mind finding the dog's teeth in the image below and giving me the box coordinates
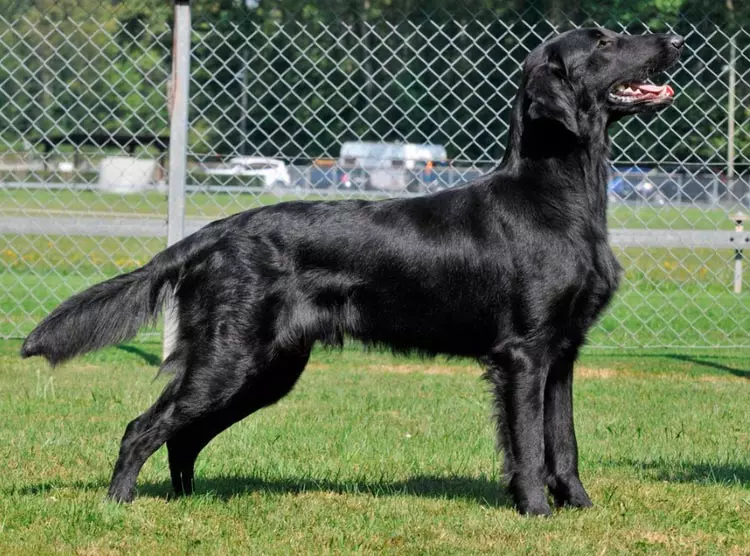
[609,91,638,104]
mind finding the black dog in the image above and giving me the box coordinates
[21,28,683,516]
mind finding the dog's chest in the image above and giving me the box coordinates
[569,241,622,325]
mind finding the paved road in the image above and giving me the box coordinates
[1,215,747,248]
[0,215,212,238]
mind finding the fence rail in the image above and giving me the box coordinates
[1,2,748,348]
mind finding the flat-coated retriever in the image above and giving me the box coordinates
[21,28,683,516]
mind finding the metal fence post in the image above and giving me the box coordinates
[726,1,737,205]
[163,0,191,360]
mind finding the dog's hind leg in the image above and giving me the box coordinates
[108,347,310,503]
[166,348,311,498]
[107,377,186,503]
[543,345,593,509]
[167,421,219,497]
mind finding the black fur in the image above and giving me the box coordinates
[21,29,682,516]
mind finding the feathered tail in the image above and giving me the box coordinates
[20,264,172,365]
[20,221,226,366]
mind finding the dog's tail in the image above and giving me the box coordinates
[20,223,226,366]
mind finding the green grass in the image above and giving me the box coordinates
[0,341,747,554]
[608,204,739,231]
[0,186,742,228]
[0,186,308,219]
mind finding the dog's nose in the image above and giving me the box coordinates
[669,35,685,49]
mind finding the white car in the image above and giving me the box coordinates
[205,156,290,188]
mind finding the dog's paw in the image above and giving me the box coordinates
[106,487,135,504]
[517,497,553,517]
[550,479,593,509]
[513,488,553,516]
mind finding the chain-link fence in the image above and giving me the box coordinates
[1,2,748,348]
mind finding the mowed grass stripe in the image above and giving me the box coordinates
[0,186,739,229]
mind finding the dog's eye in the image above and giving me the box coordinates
[597,38,613,49]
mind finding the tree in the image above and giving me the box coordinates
[0,0,746,169]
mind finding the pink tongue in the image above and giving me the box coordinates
[635,83,674,96]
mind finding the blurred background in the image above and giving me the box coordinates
[0,0,748,348]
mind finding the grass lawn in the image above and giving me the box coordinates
[0,187,297,220]
[0,341,747,554]
[0,186,742,229]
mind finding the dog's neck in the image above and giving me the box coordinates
[498,98,611,228]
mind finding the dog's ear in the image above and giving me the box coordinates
[525,51,579,137]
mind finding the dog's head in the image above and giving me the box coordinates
[522,28,684,137]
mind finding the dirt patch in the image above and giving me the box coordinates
[305,362,328,372]
[576,366,746,383]
[694,374,746,383]
[306,361,476,375]
[308,359,746,384]
[363,363,475,375]
[641,531,670,545]
[575,367,621,379]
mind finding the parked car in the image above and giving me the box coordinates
[608,165,667,205]
[338,141,448,192]
[304,165,346,189]
[339,141,447,171]
[204,156,290,188]
[339,167,371,190]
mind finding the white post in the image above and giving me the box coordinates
[163,0,191,360]
[733,214,746,294]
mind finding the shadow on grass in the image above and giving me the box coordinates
[13,474,511,508]
[116,344,161,367]
[604,458,750,486]
[144,474,512,507]
[15,460,748,503]
[663,354,749,379]
[593,352,750,380]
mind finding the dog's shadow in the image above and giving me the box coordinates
[148,474,513,506]
[15,474,512,507]
[15,460,749,503]
[663,354,750,380]
[601,459,750,487]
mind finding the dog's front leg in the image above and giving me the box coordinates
[543,345,593,509]
[487,344,551,516]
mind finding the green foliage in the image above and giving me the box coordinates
[0,1,169,144]
[0,0,747,164]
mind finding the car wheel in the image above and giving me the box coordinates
[350,172,370,191]
[406,180,425,194]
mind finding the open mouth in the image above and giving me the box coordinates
[608,82,674,104]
